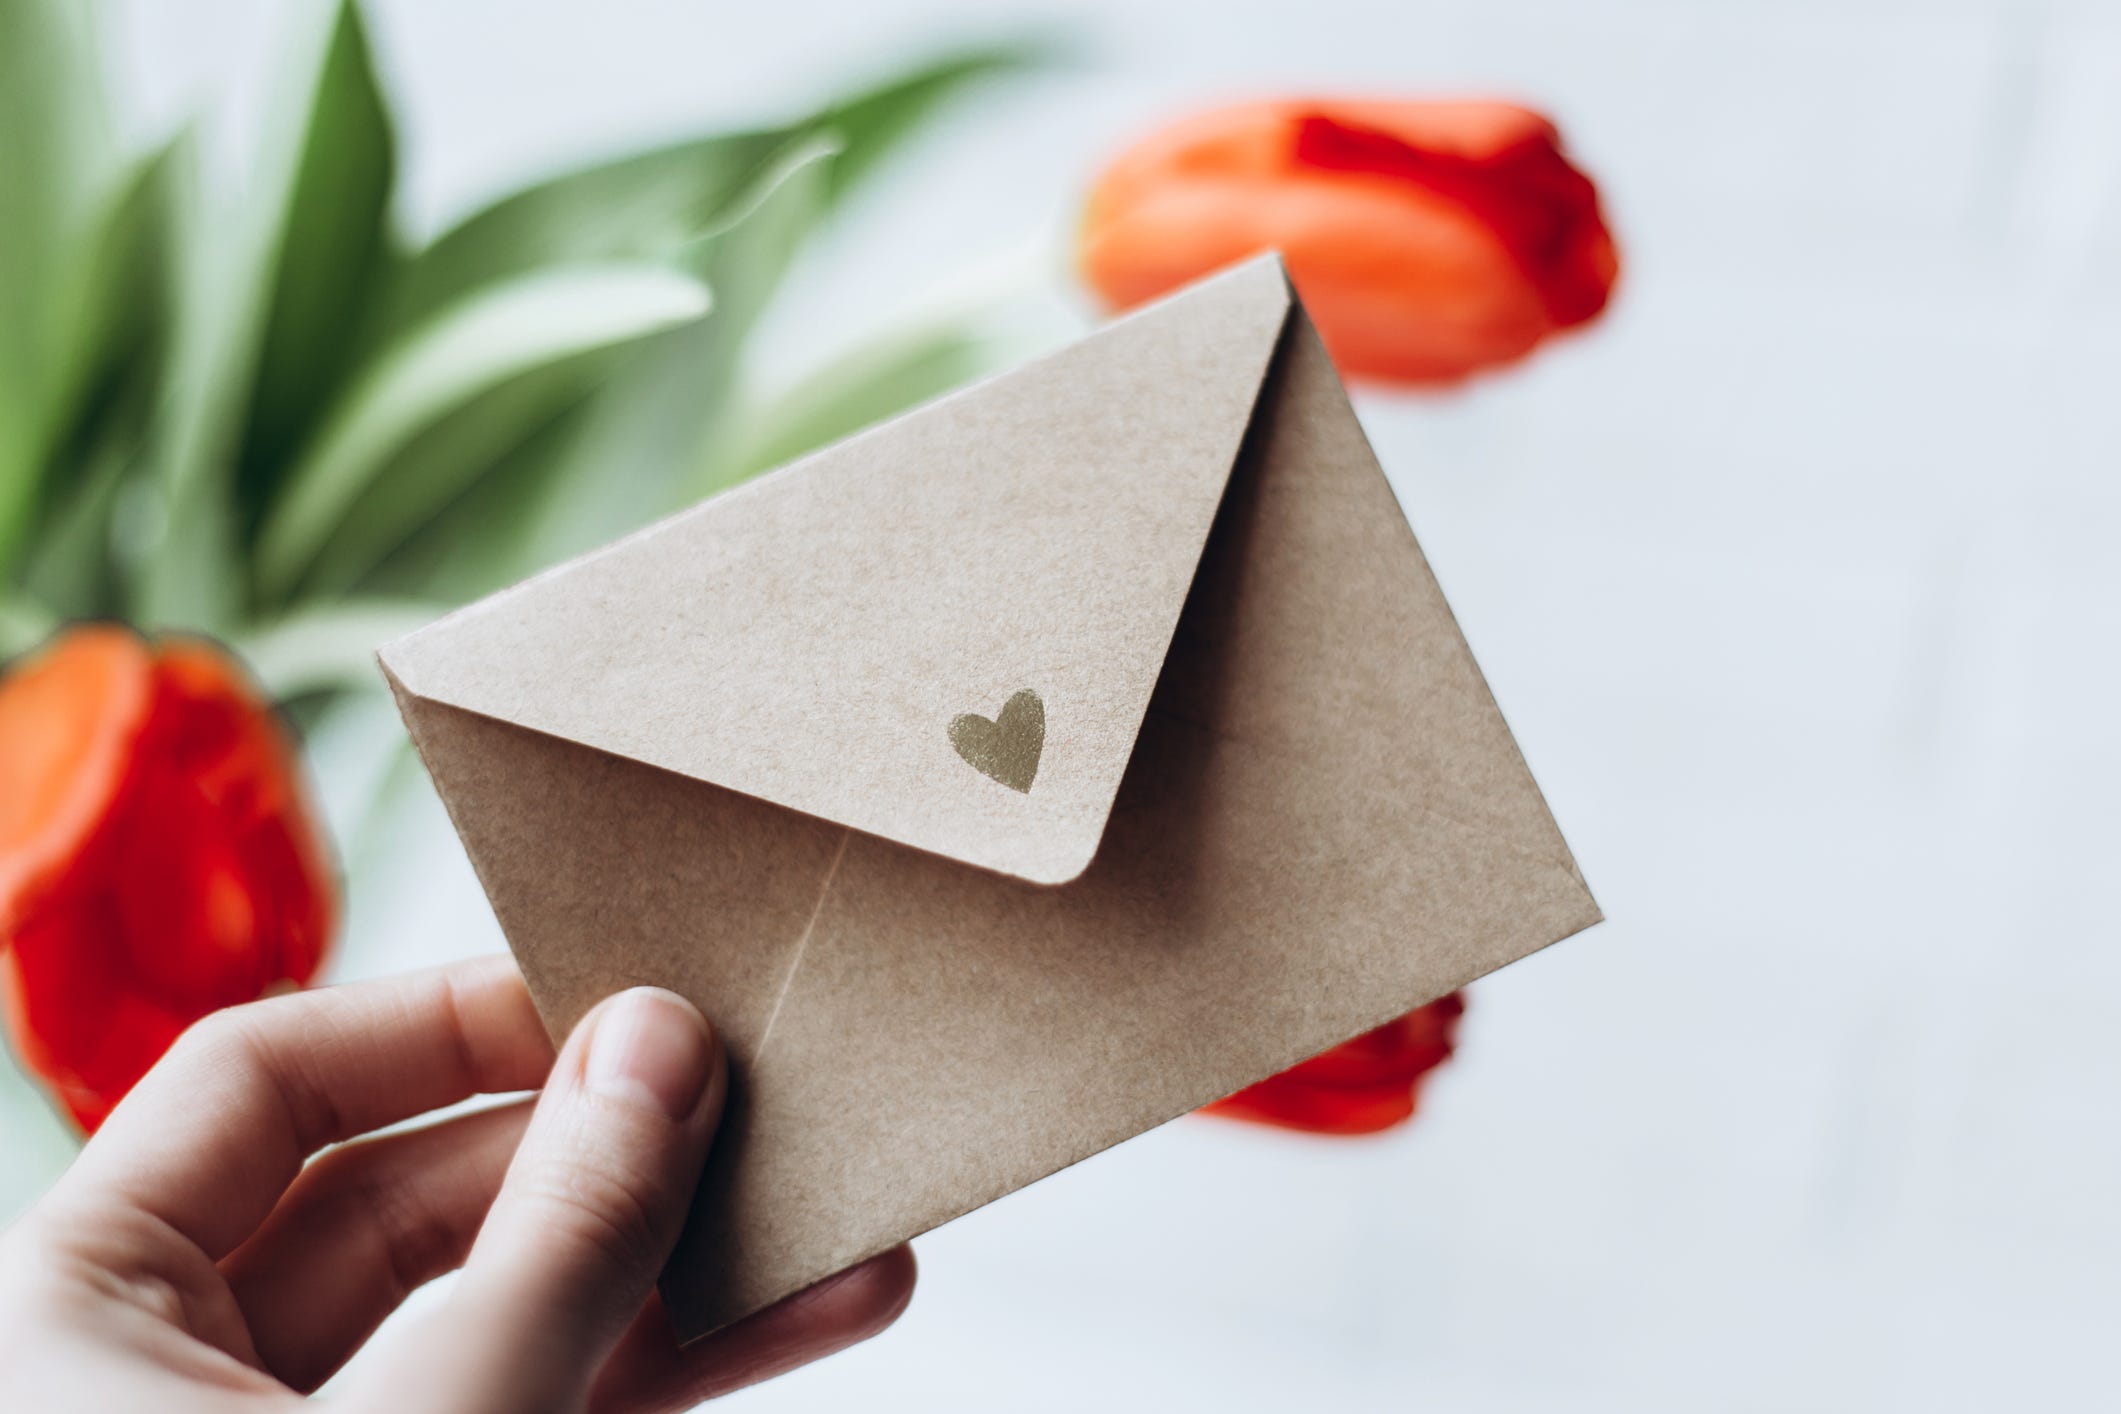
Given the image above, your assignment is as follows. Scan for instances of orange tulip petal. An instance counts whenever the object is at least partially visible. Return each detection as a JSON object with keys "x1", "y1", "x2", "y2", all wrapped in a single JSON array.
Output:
[{"x1": 0, "y1": 626, "x2": 154, "y2": 937}]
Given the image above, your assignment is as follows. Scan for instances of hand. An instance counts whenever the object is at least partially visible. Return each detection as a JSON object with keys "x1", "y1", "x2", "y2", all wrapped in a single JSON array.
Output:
[{"x1": 0, "y1": 956, "x2": 914, "y2": 1412}]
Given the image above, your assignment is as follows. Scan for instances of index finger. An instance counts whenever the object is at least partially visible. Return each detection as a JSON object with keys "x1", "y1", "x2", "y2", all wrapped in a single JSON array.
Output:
[{"x1": 56, "y1": 955, "x2": 553, "y2": 1260}]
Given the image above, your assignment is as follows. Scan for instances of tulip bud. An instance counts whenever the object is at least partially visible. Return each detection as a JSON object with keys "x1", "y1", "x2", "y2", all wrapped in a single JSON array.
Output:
[
  {"x1": 0, "y1": 626, "x2": 335, "y2": 1132},
  {"x1": 1080, "y1": 100, "x2": 1619, "y2": 385}
]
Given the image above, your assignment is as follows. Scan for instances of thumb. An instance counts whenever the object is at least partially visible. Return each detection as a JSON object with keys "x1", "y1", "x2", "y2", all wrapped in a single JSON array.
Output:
[{"x1": 375, "y1": 986, "x2": 724, "y2": 1414}]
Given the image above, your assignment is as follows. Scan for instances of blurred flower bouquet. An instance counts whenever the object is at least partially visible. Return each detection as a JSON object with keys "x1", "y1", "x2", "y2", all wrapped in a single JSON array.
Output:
[{"x1": 0, "y1": 0, "x2": 1034, "y2": 1142}]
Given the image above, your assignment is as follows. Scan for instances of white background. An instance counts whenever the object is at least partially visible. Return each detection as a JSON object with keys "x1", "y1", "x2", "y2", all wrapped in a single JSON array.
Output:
[{"x1": 41, "y1": 0, "x2": 2121, "y2": 1408}]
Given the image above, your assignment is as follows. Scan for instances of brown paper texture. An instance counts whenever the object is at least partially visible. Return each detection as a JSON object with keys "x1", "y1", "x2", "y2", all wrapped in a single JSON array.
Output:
[{"x1": 382, "y1": 254, "x2": 1601, "y2": 1342}]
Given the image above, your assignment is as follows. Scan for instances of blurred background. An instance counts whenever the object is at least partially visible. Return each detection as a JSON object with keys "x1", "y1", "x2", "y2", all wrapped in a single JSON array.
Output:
[{"x1": 4, "y1": 0, "x2": 2120, "y2": 1409}]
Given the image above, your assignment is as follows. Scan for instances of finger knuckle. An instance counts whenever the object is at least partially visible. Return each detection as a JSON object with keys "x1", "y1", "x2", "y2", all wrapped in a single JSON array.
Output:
[
  {"x1": 163, "y1": 1002, "x2": 353, "y2": 1151},
  {"x1": 320, "y1": 1154, "x2": 462, "y2": 1304},
  {"x1": 165, "y1": 1007, "x2": 259, "y2": 1078}
]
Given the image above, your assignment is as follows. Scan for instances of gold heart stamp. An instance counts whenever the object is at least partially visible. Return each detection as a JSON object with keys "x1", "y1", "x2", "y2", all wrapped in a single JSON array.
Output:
[{"x1": 949, "y1": 689, "x2": 1044, "y2": 793}]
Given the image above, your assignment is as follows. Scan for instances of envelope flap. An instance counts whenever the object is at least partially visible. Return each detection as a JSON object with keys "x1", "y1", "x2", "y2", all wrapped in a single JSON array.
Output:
[{"x1": 379, "y1": 256, "x2": 1293, "y2": 884}]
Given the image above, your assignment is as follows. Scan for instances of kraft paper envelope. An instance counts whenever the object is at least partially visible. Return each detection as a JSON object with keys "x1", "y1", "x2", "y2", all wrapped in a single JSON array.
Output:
[{"x1": 380, "y1": 252, "x2": 1600, "y2": 1342}]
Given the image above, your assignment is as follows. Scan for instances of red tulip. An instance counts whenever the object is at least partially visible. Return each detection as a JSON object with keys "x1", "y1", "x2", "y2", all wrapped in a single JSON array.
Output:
[
  {"x1": 1202, "y1": 992, "x2": 1465, "y2": 1136},
  {"x1": 0, "y1": 626, "x2": 335, "y2": 1132},
  {"x1": 1079, "y1": 100, "x2": 1619, "y2": 384}
]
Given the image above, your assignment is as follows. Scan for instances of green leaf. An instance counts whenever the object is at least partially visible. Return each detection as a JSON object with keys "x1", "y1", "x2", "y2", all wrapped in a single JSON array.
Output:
[
  {"x1": 19, "y1": 139, "x2": 185, "y2": 619},
  {"x1": 295, "y1": 356, "x2": 591, "y2": 598},
  {"x1": 0, "y1": 0, "x2": 116, "y2": 574},
  {"x1": 235, "y1": 597, "x2": 446, "y2": 700},
  {"x1": 20, "y1": 378, "x2": 150, "y2": 618},
  {"x1": 706, "y1": 320, "x2": 1005, "y2": 495},
  {"x1": 808, "y1": 40, "x2": 1050, "y2": 208},
  {"x1": 230, "y1": 0, "x2": 398, "y2": 541},
  {"x1": 127, "y1": 184, "x2": 249, "y2": 629},
  {"x1": 524, "y1": 138, "x2": 836, "y2": 557},
  {"x1": 383, "y1": 132, "x2": 787, "y2": 340},
  {"x1": 135, "y1": 1, "x2": 363, "y2": 633},
  {"x1": 361, "y1": 137, "x2": 840, "y2": 602},
  {"x1": 45, "y1": 139, "x2": 183, "y2": 446},
  {"x1": 382, "y1": 43, "x2": 1040, "y2": 337},
  {"x1": 253, "y1": 264, "x2": 711, "y2": 600},
  {"x1": 344, "y1": 397, "x2": 593, "y2": 606},
  {"x1": 129, "y1": 253, "x2": 246, "y2": 635}
]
